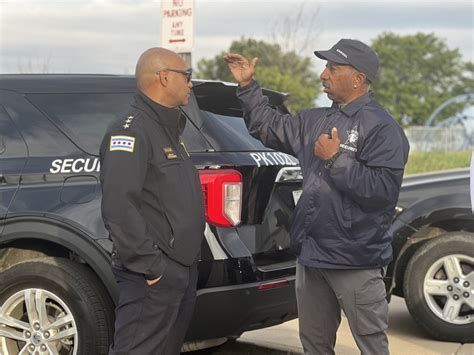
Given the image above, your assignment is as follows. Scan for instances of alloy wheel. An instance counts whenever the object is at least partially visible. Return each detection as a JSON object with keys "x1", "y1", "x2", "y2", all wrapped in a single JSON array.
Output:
[
  {"x1": 423, "y1": 254, "x2": 474, "y2": 324},
  {"x1": 0, "y1": 288, "x2": 78, "y2": 355}
]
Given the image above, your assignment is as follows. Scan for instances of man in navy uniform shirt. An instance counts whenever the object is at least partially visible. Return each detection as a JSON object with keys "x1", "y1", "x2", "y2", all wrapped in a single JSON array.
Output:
[{"x1": 101, "y1": 48, "x2": 205, "y2": 355}]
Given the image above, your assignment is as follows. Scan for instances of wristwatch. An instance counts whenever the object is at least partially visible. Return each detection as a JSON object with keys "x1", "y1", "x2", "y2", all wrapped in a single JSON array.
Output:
[{"x1": 324, "y1": 151, "x2": 342, "y2": 169}]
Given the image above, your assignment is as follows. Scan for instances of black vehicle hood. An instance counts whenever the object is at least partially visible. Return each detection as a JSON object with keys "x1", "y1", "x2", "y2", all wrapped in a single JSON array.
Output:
[{"x1": 398, "y1": 168, "x2": 470, "y2": 209}]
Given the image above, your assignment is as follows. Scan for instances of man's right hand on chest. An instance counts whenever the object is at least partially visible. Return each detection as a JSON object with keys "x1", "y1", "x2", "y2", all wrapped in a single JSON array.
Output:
[{"x1": 146, "y1": 275, "x2": 162, "y2": 286}]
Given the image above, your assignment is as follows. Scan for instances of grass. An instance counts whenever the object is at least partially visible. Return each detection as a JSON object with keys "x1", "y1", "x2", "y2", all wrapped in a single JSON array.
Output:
[{"x1": 405, "y1": 150, "x2": 472, "y2": 175}]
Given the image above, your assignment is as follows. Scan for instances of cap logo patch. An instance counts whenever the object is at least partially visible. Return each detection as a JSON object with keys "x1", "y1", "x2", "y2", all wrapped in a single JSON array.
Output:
[
  {"x1": 336, "y1": 48, "x2": 348, "y2": 58},
  {"x1": 110, "y1": 135, "x2": 135, "y2": 153}
]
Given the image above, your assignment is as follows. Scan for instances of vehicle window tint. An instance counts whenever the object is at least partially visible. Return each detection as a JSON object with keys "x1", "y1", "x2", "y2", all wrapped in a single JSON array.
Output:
[
  {"x1": 27, "y1": 93, "x2": 134, "y2": 155},
  {"x1": 0, "y1": 105, "x2": 28, "y2": 219},
  {"x1": 0, "y1": 105, "x2": 27, "y2": 159},
  {"x1": 180, "y1": 113, "x2": 210, "y2": 152},
  {"x1": 199, "y1": 110, "x2": 271, "y2": 151}
]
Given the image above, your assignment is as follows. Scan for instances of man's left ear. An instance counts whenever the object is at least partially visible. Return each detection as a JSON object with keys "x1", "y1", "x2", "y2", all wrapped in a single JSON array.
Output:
[
  {"x1": 157, "y1": 71, "x2": 168, "y2": 87},
  {"x1": 356, "y1": 72, "x2": 367, "y2": 87}
]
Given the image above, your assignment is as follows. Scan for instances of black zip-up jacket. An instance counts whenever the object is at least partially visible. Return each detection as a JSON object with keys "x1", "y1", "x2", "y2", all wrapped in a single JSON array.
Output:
[
  {"x1": 100, "y1": 92, "x2": 205, "y2": 279},
  {"x1": 237, "y1": 81, "x2": 409, "y2": 269}
]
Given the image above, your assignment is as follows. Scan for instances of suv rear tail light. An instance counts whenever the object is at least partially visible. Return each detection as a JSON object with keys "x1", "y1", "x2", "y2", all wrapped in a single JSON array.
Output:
[
  {"x1": 257, "y1": 280, "x2": 290, "y2": 291},
  {"x1": 199, "y1": 169, "x2": 242, "y2": 227}
]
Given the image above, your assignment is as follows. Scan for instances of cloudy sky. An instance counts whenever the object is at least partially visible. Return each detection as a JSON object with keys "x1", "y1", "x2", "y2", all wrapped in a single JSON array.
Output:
[{"x1": 0, "y1": 0, "x2": 472, "y2": 76}]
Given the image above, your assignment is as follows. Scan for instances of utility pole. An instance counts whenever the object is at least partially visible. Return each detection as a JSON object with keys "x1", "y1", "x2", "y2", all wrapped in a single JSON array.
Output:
[{"x1": 179, "y1": 53, "x2": 192, "y2": 68}]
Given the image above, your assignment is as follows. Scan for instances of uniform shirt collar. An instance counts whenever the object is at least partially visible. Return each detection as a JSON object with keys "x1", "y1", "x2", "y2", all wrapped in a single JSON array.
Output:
[
  {"x1": 339, "y1": 91, "x2": 374, "y2": 117},
  {"x1": 135, "y1": 91, "x2": 185, "y2": 132}
]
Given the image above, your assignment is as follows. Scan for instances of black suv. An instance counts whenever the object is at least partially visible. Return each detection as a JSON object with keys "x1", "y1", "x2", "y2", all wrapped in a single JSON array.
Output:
[
  {"x1": 0, "y1": 74, "x2": 302, "y2": 354},
  {"x1": 387, "y1": 169, "x2": 473, "y2": 342}
]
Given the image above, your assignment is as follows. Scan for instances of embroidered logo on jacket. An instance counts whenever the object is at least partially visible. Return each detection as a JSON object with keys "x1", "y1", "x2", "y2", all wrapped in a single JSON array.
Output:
[
  {"x1": 163, "y1": 147, "x2": 178, "y2": 159},
  {"x1": 340, "y1": 126, "x2": 358, "y2": 152},
  {"x1": 110, "y1": 135, "x2": 136, "y2": 153}
]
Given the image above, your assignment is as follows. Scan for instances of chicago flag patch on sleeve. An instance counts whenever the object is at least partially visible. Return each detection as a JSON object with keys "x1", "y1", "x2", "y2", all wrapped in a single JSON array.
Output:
[{"x1": 110, "y1": 135, "x2": 136, "y2": 153}]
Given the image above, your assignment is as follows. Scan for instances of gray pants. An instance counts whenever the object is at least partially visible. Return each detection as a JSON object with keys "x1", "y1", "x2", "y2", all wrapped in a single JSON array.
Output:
[{"x1": 296, "y1": 263, "x2": 389, "y2": 355}]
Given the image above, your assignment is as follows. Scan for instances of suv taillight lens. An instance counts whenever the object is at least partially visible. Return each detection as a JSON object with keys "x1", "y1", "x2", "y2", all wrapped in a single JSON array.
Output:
[{"x1": 199, "y1": 169, "x2": 242, "y2": 227}]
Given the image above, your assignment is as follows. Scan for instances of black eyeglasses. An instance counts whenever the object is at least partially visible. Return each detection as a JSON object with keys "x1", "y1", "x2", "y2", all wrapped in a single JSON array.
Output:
[{"x1": 156, "y1": 68, "x2": 193, "y2": 83}]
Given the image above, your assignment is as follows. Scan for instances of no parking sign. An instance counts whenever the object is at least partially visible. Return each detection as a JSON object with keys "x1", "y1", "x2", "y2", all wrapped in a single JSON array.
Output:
[{"x1": 161, "y1": 0, "x2": 195, "y2": 53}]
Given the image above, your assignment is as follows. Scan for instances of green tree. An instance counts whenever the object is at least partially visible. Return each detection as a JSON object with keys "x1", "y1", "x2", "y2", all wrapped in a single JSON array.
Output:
[
  {"x1": 454, "y1": 62, "x2": 474, "y2": 95},
  {"x1": 371, "y1": 32, "x2": 473, "y2": 125},
  {"x1": 196, "y1": 37, "x2": 321, "y2": 112}
]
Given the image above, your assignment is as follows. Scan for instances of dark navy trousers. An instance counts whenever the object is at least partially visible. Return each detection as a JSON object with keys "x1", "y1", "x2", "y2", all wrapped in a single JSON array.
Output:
[{"x1": 109, "y1": 259, "x2": 198, "y2": 355}]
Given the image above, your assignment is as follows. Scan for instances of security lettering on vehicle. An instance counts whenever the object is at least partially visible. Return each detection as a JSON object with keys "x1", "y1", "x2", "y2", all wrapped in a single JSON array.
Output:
[
  {"x1": 50, "y1": 158, "x2": 100, "y2": 174},
  {"x1": 250, "y1": 152, "x2": 298, "y2": 167},
  {"x1": 50, "y1": 153, "x2": 297, "y2": 173}
]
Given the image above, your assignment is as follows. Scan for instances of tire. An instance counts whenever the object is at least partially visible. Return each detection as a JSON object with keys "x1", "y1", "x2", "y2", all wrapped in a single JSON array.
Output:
[
  {"x1": 403, "y1": 232, "x2": 474, "y2": 342},
  {"x1": 0, "y1": 257, "x2": 114, "y2": 355}
]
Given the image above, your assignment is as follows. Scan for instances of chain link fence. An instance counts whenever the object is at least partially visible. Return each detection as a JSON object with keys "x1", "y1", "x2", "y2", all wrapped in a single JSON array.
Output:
[{"x1": 405, "y1": 125, "x2": 473, "y2": 152}]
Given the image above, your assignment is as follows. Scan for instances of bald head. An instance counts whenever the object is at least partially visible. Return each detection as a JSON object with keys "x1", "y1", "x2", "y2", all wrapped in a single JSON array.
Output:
[
  {"x1": 135, "y1": 47, "x2": 184, "y2": 91},
  {"x1": 135, "y1": 47, "x2": 192, "y2": 108}
]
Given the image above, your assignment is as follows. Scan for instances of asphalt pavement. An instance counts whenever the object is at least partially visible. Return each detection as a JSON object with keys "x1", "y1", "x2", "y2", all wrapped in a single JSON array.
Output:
[{"x1": 198, "y1": 296, "x2": 473, "y2": 355}]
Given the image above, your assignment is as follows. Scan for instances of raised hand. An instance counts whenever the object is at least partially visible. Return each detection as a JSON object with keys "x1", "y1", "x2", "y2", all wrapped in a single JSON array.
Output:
[
  {"x1": 314, "y1": 127, "x2": 341, "y2": 160},
  {"x1": 223, "y1": 53, "x2": 258, "y2": 87}
]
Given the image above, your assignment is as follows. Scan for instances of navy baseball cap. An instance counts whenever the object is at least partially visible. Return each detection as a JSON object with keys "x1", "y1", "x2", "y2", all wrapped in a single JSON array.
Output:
[{"x1": 314, "y1": 39, "x2": 380, "y2": 82}]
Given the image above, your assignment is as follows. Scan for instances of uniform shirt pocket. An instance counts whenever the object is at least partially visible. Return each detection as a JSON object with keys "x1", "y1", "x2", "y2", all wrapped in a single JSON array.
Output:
[
  {"x1": 153, "y1": 159, "x2": 184, "y2": 193},
  {"x1": 354, "y1": 276, "x2": 388, "y2": 335},
  {"x1": 157, "y1": 159, "x2": 182, "y2": 168}
]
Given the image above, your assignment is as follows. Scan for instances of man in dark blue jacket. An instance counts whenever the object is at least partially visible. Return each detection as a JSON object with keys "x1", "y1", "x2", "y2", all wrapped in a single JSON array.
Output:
[{"x1": 225, "y1": 39, "x2": 409, "y2": 355}]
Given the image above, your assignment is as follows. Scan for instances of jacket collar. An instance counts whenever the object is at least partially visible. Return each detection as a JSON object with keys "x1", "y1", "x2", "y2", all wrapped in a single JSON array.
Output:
[
  {"x1": 134, "y1": 91, "x2": 186, "y2": 134},
  {"x1": 339, "y1": 91, "x2": 374, "y2": 117}
]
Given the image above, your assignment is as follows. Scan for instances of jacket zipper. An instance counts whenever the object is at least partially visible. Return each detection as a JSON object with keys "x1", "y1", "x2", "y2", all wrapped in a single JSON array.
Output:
[{"x1": 180, "y1": 139, "x2": 190, "y2": 157}]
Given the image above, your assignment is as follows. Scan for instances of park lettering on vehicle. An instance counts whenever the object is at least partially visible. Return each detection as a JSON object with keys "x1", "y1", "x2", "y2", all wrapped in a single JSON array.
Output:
[
  {"x1": 249, "y1": 152, "x2": 298, "y2": 167},
  {"x1": 50, "y1": 158, "x2": 101, "y2": 174}
]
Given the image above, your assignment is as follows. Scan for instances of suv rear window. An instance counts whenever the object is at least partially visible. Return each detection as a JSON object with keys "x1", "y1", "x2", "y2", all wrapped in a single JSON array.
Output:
[
  {"x1": 27, "y1": 93, "x2": 209, "y2": 155},
  {"x1": 27, "y1": 93, "x2": 133, "y2": 155},
  {"x1": 200, "y1": 111, "x2": 271, "y2": 152}
]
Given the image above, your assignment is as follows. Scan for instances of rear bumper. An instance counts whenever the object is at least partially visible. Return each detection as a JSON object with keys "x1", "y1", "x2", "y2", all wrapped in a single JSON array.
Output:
[{"x1": 186, "y1": 276, "x2": 297, "y2": 340}]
